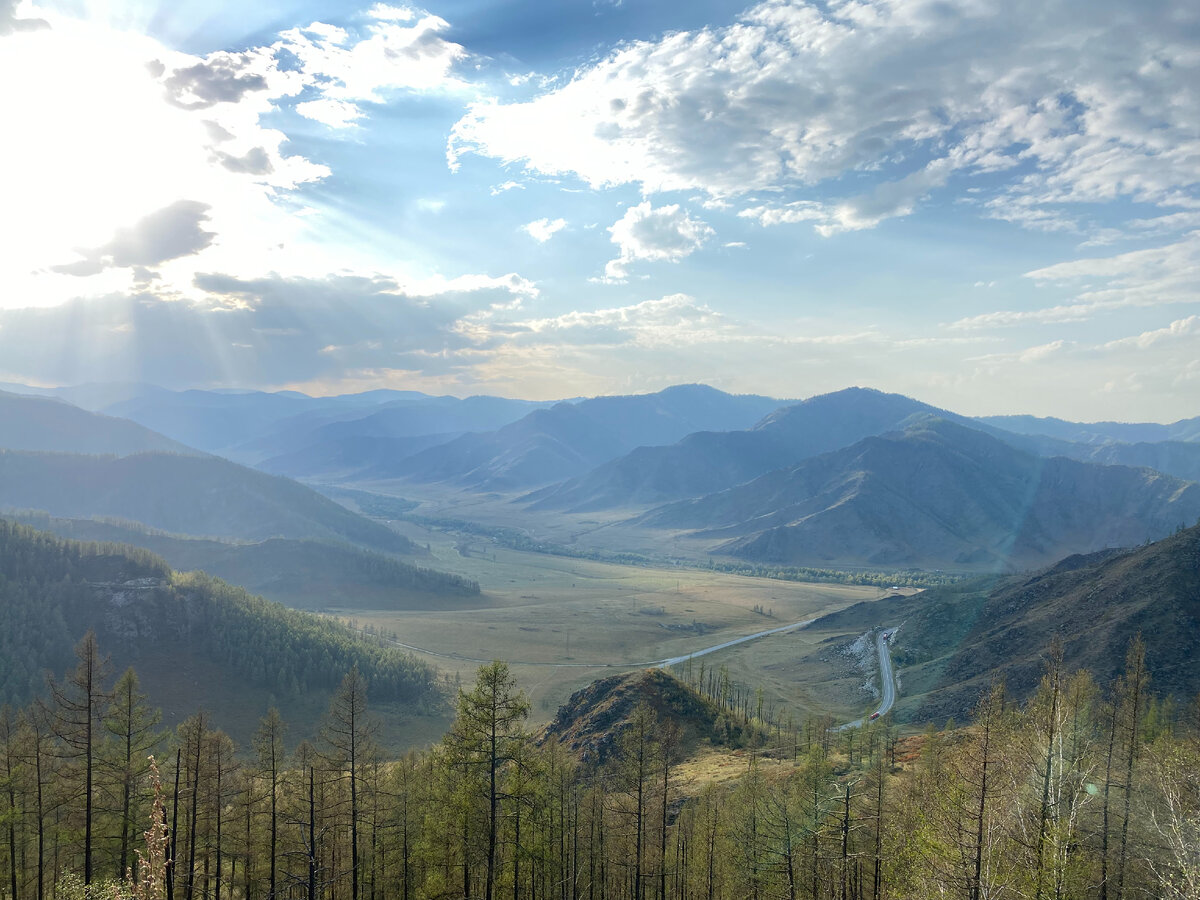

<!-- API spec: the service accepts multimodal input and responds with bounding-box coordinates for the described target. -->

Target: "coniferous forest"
[1,630,1198,900]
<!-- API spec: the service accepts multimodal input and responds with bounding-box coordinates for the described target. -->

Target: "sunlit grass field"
[327,517,885,725]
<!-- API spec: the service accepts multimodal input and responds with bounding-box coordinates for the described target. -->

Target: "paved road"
[367,617,817,669]
[365,619,899,731]
[652,618,816,668]
[838,629,897,730]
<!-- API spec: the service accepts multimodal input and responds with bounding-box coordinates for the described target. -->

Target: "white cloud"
[295,97,364,128]
[449,0,1200,237]
[514,294,730,347]
[521,217,567,242]
[1018,340,1067,363]
[949,233,1200,330]
[1100,316,1200,352]
[282,7,468,130]
[948,303,1098,331]
[602,202,714,282]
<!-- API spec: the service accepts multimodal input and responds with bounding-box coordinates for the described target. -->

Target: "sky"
[1,0,1198,421]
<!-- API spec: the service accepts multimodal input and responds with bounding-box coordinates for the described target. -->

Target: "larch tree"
[322,666,376,900]
[103,667,163,880]
[45,630,111,886]
[447,661,530,900]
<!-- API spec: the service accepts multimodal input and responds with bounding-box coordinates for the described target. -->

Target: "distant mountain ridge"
[526,387,1200,514]
[526,387,956,511]
[638,418,1200,571]
[0,389,192,456]
[0,449,415,553]
[389,384,786,491]
[241,394,552,467]
[978,413,1200,445]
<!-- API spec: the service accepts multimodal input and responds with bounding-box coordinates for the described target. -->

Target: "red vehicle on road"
[869,712,881,721]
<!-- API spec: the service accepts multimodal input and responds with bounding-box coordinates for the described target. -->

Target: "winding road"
[372,617,818,669]
[837,629,898,730]
[366,619,899,730]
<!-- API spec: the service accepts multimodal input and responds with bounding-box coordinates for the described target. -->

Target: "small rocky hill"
[540,669,748,763]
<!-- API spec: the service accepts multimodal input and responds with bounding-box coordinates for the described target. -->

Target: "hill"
[0,520,446,743]
[0,449,416,553]
[637,419,1200,571]
[540,668,754,763]
[0,389,191,455]
[390,384,784,491]
[3,511,480,610]
[812,522,1200,722]
[525,387,957,511]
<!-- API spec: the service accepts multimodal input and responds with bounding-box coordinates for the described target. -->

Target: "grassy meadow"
[325,513,886,726]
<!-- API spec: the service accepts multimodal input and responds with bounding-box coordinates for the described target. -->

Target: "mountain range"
[635,418,1200,571]
[4,379,1199,576]
[380,384,786,491]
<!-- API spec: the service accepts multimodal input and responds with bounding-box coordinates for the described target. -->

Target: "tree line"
[1,631,1198,900]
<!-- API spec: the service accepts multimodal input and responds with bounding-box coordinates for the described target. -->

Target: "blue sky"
[1,0,1198,420]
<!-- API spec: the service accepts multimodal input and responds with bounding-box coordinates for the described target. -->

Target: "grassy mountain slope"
[640,419,1200,571]
[395,384,784,491]
[813,522,1200,722]
[0,449,415,553]
[4,511,480,610]
[0,521,446,743]
[0,389,191,456]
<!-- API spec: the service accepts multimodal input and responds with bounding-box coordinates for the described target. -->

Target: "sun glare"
[0,18,208,276]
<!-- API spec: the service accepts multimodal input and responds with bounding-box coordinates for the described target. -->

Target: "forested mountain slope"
[0,521,444,739]
[4,511,480,610]
[0,449,414,553]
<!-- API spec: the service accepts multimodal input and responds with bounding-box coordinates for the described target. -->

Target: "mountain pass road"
[838,629,897,730]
